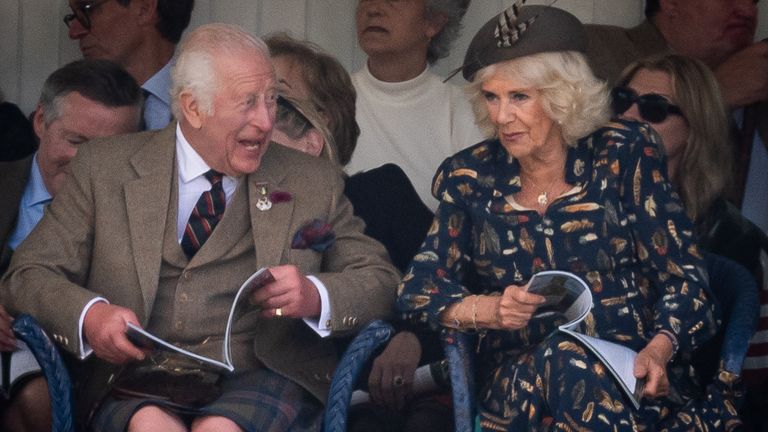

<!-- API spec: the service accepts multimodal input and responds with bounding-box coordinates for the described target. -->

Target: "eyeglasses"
[63,0,113,30]
[276,96,314,139]
[611,86,684,124]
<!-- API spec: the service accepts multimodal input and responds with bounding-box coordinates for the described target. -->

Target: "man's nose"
[359,0,384,16]
[250,103,275,132]
[67,18,88,40]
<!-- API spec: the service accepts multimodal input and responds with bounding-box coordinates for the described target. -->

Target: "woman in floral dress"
[398,5,724,431]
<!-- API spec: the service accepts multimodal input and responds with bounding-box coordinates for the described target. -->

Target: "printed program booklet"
[0,341,41,399]
[125,268,275,372]
[527,270,645,410]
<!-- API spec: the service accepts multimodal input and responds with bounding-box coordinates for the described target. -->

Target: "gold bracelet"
[451,299,466,330]
[471,295,479,331]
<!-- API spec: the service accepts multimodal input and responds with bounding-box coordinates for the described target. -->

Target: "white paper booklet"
[527,270,644,410]
[125,268,275,372]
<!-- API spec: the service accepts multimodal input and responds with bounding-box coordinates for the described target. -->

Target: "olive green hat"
[459,3,587,81]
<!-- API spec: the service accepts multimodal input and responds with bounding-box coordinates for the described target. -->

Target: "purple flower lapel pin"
[254,182,292,212]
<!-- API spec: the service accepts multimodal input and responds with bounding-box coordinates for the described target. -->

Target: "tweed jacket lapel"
[248,146,293,269]
[0,156,32,250]
[124,125,176,319]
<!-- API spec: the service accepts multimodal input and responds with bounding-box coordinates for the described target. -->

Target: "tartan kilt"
[90,368,323,432]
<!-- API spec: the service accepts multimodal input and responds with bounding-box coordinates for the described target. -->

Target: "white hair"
[171,23,271,119]
[468,51,611,145]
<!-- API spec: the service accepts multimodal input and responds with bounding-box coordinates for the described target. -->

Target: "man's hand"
[368,331,421,411]
[0,305,16,352]
[634,334,674,398]
[250,265,321,319]
[715,41,768,109]
[83,303,145,364]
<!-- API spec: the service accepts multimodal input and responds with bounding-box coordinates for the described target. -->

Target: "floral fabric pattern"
[397,120,725,430]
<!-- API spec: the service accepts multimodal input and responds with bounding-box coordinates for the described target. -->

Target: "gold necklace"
[524,175,560,206]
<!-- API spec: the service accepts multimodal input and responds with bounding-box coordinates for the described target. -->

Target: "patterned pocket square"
[291,219,336,252]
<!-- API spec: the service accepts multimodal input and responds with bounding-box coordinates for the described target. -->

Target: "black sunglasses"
[63,0,112,30]
[611,86,684,124]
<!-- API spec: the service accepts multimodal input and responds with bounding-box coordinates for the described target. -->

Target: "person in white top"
[348,0,484,212]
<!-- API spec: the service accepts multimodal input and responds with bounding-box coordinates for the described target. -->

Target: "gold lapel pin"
[255,182,272,211]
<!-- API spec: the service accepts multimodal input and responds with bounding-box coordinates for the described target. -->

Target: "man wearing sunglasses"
[585,0,768,235]
[64,0,195,131]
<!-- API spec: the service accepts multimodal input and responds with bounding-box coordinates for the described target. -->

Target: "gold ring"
[275,308,283,317]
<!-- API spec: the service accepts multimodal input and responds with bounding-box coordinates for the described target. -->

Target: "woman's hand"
[634,334,674,398]
[491,285,546,330]
[367,331,422,411]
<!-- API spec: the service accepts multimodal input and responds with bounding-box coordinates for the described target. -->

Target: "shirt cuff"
[78,297,109,359]
[303,275,331,337]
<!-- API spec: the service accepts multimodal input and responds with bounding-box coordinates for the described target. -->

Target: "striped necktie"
[181,170,226,258]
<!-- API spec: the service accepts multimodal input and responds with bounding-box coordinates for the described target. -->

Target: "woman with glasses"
[615,55,768,430]
[397,4,732,431]
[615,54,768,284]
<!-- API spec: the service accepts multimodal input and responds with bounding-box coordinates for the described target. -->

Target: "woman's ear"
[426,12,449,40]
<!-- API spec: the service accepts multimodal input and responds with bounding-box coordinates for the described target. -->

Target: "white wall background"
[1,0,767,115]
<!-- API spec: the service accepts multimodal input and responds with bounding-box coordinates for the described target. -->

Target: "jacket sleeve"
[397,157,476,330]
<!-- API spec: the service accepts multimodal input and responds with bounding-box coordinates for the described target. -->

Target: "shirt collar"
[175,123,212,184]
[142,60,173,106]
[23,154,53,207]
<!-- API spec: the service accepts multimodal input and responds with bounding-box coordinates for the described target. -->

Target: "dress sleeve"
[396,157,475,330]
[620,123,717,352]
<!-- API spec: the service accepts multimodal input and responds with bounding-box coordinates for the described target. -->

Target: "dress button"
[183,271,191,280]
[175,320,183,330]
[180,292,189,302]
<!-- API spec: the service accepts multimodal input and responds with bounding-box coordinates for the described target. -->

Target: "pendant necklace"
[525,175,559,207]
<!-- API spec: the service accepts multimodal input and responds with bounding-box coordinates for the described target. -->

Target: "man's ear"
[32,105,46,140]
[303,129,326,158]
[179,92,204,129]
[135,0,159,26]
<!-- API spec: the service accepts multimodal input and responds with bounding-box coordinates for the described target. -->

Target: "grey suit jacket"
[0,156,31,275]
[1,125,399,408]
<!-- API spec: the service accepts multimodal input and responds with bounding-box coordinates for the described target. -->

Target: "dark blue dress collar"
[488,135,594,212]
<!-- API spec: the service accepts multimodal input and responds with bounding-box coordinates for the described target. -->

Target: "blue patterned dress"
[397,120,729,430]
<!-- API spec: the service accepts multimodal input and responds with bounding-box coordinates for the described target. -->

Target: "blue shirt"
[142,61,173,130]
[8,154,52,250]
[736,108,768,234]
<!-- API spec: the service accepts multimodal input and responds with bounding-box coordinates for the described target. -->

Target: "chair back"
[323,320,394,432]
